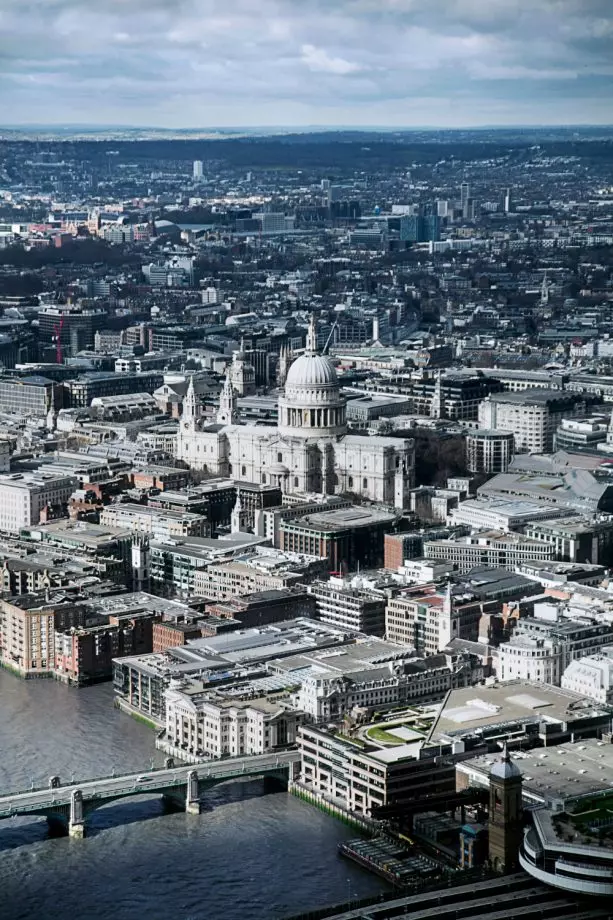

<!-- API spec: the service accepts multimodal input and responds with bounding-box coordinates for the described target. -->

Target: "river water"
[0,671,385,920]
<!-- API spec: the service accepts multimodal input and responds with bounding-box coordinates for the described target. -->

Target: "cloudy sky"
[1,0,612,128]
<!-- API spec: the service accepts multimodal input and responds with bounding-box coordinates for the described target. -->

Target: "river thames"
[0,671,386,920]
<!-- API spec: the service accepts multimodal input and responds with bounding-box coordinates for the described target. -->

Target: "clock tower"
[488,743,523,873]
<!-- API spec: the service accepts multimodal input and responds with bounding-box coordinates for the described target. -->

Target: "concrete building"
[561,649,613,704]
[554,415,609,453]
[149,533,269,597]
[279,505,400,571]
[113,618,350,724]
[525,516,613,568]
[521,806,613,896]
[345,394,412,427]
[449,499,568,532]
[194,548,324,600]
[423,531,557,574]
[435,682,612,752]
[164,688,302,759]
[298,724,455,816]
[0,471,78,532]
[308,577,387,636]
[0,375,60,418]
[478,390,587,454]
[498,611,613,685]
[100,503,208,539]
[19,519,133,581]
[206,589,316,628]
[466,429,514,474]
[257,495,350,548]
[295,650,485,723]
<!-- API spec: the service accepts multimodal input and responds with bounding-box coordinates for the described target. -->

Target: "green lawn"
[365,726,405,745]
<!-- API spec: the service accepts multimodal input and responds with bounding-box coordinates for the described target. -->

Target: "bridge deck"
[0,751,300,819]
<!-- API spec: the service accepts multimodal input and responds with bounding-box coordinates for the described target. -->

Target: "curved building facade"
[520,807,613,897]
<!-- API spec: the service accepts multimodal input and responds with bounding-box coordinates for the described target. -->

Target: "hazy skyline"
[1,0,612,128]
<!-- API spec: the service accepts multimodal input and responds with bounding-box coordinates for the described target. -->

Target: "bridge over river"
[0,750,300,839]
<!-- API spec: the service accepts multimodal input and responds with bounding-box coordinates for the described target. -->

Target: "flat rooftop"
[103,502,205,522]
[284,506,398,533]
[459,736,613,806]
[455,498,565,518]
[115,617,349,678]
[25,520,132,545]
[429,680,608,744]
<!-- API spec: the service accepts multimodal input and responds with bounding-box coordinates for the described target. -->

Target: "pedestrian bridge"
[0,750,300,839]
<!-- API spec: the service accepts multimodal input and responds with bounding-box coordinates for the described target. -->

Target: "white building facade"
[561,652,613,704]
[0,472,78,533]
[164,688,303,759]
[176,317,414,509]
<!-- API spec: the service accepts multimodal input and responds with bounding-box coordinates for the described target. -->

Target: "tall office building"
[504,187,513,213]
[460,182,470,211]
[193,160,203,180]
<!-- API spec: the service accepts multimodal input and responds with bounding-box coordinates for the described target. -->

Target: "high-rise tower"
[488,743,523,873]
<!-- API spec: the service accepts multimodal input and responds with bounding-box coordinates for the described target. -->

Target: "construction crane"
[323,319,339,355]
[53,313,65,364]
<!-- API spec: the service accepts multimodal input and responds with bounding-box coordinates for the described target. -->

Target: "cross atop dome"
[306,313,318,354]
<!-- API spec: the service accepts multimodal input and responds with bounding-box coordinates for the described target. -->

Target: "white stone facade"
[561,652,613,704]
[176,318,414,509]
[164,688,303,759]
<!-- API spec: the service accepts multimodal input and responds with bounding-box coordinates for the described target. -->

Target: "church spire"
[540,270,549,305]
[306,313,318,354]
[183,375,197,421]
[217,367,237,425]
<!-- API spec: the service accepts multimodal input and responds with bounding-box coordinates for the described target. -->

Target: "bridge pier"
[69,789,86,839]
[185,769,201,815]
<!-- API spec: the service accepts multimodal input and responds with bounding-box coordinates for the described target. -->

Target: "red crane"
[53,313,65,364]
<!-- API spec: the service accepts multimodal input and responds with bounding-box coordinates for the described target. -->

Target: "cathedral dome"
[278,313,347,438]
[285,353,338,390]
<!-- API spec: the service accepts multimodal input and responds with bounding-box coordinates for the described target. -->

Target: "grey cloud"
[0,0,611,125]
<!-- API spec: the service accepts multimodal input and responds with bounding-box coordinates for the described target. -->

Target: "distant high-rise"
[504,188,513,213]
[460,182,470,210]
[193,160,203,180]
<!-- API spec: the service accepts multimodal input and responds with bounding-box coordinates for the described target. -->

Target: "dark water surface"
[0,671,385,920]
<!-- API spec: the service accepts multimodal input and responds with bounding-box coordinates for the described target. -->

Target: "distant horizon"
[2,122,613,135]
[2,1,612,128]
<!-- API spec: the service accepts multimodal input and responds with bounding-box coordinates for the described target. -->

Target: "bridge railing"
[0,764,171,799]
[0,752,298,801]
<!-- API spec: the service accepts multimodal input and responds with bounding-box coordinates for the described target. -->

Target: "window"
[363,477,368,489]
[277,452,283,463]
[294,477,299,488]
[241,465,246,475]
[348,476,353,488]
